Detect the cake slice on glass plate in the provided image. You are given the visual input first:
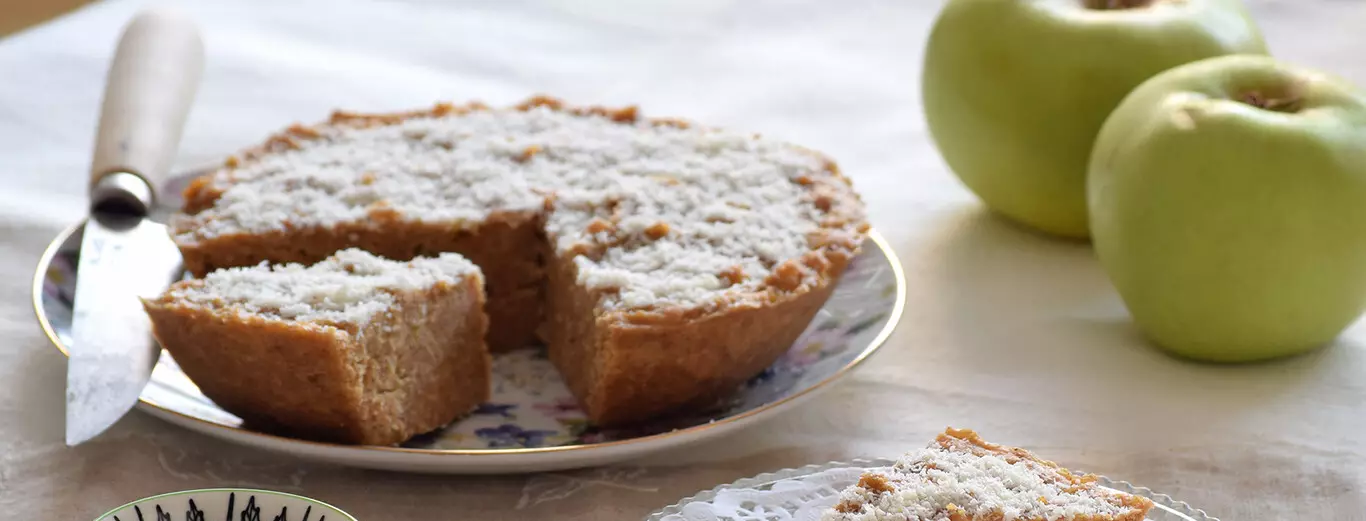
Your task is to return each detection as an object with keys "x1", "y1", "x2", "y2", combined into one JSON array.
[
  {"x1": 824, "y1": 428, "x2": 1155, "y2": 521},
  {"x1": 141, "y1": 248, "x2": 489, "y2": 446}
]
